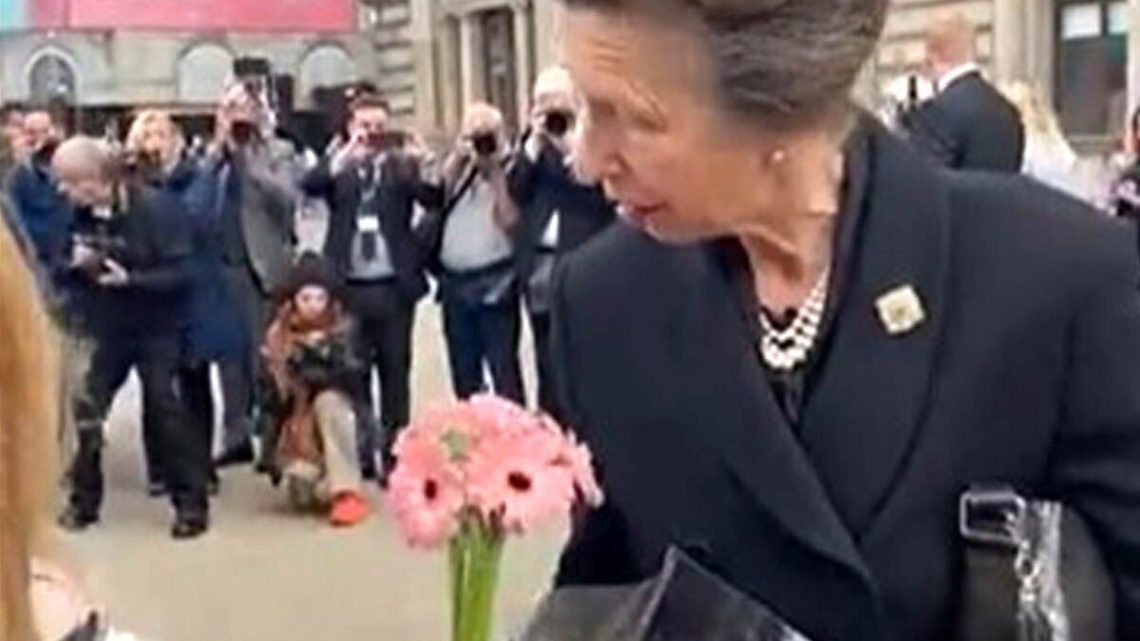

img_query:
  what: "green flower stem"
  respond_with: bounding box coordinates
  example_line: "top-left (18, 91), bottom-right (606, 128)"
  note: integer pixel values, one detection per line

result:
top-left (451, 518), bottom-right (505, 641)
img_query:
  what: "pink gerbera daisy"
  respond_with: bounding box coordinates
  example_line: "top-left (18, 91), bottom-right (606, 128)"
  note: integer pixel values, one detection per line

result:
top-left (386, 435), bottom-right (465, 549)
top-left (466, 431), bottom-right (577, 534)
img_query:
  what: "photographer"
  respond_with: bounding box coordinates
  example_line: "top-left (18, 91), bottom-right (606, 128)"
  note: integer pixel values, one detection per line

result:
top-left (125, 110), bottom-right (235, 498)
top-left (302, 95), bottom-right (442, 481)
top-left (509, 66), bottom-right (615, 417)
top-left (188, 82), bottom-right (298, 470)
top-left (53, 136), bottom-right (210, 540)
top-left (421, 103), bottom-right (525, 407)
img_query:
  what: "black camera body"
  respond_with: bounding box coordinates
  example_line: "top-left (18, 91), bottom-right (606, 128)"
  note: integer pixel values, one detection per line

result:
top-left (73, 231), bottom-right (126, 280)
top-left (471, 132), bottom-right (498, 157)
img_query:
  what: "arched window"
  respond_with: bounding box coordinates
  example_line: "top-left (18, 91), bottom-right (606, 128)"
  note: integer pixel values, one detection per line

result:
top-left (178, 44), bottom-right (234, 104)
top-left (298, 45), bottom-right (358, 105)
top-left (28, 52), bottom-right (76, 104)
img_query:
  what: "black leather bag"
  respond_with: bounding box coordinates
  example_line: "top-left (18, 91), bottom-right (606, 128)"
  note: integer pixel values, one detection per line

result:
top-left (957, 486), bottom-right (1116, 641)
top-left (520, 547), bottom-right (811, 641)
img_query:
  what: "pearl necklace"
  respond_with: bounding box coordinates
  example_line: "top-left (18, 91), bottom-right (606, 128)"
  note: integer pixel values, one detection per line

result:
top-left (758, 268), bottom-right (831, 372)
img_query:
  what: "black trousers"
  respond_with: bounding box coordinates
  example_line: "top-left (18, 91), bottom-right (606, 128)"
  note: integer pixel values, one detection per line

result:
top-left (140, 361), bottom-right (213, 486)
top-left (442, 296), bottom-right (526, 405)
top-left (529, 312), bottom-right (562, 419)
top-left (217, 264), bottom-right (269, 452)
top-left (346, 281), bottom-right (417, 472)
top-left (69, 331), bottom-right (209, 519)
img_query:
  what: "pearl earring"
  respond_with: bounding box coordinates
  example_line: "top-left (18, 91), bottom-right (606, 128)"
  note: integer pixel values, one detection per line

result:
top-left (770, 148), bottom-right (788, 165)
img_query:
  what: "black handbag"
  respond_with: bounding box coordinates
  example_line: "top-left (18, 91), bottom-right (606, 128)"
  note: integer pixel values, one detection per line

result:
top-left (520, 547), bottom-right (812, 641)
top-left (957, 486), bottom-right (1115, 641)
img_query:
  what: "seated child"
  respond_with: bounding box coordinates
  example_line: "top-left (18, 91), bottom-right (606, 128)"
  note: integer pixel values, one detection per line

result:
top-left (261, 254), bottom-right (370, 527)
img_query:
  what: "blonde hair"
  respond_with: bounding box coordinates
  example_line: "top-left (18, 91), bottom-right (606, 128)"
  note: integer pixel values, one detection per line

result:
top-left (0, 204), bottom-right (60, 640)
top-left (126, 109), bottom-right (185, 170)
top-left (1003, 81), bottom-right (1077, 162)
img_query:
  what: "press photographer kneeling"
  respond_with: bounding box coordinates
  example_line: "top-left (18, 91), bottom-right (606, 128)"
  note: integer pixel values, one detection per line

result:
top-left (54, 137), bottom-right (210, 540)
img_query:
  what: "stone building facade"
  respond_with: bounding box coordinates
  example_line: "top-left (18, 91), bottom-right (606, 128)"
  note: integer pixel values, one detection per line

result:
top-left (396, 0), bottom-right (1140, 153)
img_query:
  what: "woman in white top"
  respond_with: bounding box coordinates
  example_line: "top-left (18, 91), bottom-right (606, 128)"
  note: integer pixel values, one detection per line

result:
top-left (1003, 81), bottom-right (1086, 200)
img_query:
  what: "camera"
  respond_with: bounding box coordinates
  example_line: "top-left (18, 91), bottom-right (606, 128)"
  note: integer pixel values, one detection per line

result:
top-left (543, 111), bottom-right (573, 137)
top-left (367, 130), bottom-right (406, 152)
top-left (471, 132), bottom-right (498, 157)
top-left (230, 120), bottom-right (259, 146)
top-left (73, 232), bottom-right (125, 280)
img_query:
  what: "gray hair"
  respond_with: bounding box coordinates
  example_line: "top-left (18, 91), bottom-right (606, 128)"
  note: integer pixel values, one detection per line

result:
top-left (51, 136), bottom-right (118, 181)
top-left (562, 0), bottom-right (888, 129)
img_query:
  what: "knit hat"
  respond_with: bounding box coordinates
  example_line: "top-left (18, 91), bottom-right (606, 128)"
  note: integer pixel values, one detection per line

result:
top-left (276, 252), bottom-right (342, 303)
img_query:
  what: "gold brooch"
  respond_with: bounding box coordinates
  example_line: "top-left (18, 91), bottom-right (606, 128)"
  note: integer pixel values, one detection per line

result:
top-left (876, 285), bottom-right (925, 336)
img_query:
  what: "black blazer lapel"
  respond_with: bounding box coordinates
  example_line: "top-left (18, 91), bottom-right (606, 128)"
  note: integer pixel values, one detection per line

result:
top-left (695, 246), bottom-right (875, 590)
top-left (798, 124), bottom-right (952, 535)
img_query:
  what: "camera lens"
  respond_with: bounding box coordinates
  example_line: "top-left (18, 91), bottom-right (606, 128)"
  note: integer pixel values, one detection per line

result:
top-left (472, 133), bottom-right (498, 156)
top-left (543, 111), bottom-right (572, 137)
top-left (231, 121), bottom-right (257, 145)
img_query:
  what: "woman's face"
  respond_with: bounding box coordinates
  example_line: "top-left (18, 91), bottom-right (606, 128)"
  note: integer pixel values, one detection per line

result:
top-left (563, 9), bottom-right (780, 243)
top-left (137, 120), bottom-right (176, 161)
top-left (294, 285), bottom-right (331, 323)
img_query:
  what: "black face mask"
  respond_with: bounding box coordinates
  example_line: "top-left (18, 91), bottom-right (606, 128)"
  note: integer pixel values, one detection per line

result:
top-left (231, 121), bottom-right (258, 146)
top-left (471, 132), bottom-right (498, 157)
top-left (543, 111), bottom-right (573, 137)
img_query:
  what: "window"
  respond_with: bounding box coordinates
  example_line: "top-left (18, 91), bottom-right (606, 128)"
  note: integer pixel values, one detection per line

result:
top-left (1054, 0), bottom-right (1127, 137)
top-left (28, 53), bottom-right (76, 104)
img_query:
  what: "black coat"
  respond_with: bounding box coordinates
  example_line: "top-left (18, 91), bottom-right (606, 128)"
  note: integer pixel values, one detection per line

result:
top-left (550, 123), bottom-right (1140, 641)
top-left (508, 144), bottom-right (615, 284)
top-left (303, 154), bottom-right (442, 303)
top-left (60, 184), bottom-right (192, 337)
top-left (903, 71), bottom-right (1025, 173)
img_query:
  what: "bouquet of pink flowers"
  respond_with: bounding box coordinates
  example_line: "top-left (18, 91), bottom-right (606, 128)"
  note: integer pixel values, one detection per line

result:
top-left (385, 394), bottom-right (604, 641)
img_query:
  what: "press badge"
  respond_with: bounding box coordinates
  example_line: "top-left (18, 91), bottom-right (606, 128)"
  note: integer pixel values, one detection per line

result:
top-left (358, 216), bottom-right (381, 233)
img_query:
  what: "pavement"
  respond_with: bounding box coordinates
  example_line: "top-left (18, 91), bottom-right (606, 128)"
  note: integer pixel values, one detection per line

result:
top-left (62, 214), bottom-right (566, 641)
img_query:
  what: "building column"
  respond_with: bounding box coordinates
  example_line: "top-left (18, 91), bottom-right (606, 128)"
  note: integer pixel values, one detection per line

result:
top-left (438, 14), bottom-right (463, 132)
top-left (410, 0), bottom-right (439, 130)
top-left (533, 0), bottom-right (562, 71)
top-left (993, 0), bottom-right (1029, 84)
top-left (459, 11), bottom-right (483, 108)
top-left (513, 1), bottom-right (533, 123)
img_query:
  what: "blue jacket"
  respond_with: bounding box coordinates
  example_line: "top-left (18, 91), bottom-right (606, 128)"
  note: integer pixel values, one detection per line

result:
top-left (10, 160), bottom-right (71, 273)
top-left (167, 159), bottom-right (247, 361)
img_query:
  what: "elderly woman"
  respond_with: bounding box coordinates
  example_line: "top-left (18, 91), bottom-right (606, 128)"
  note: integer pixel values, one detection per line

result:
top-left (549, 1), bottom-right (1140, 640)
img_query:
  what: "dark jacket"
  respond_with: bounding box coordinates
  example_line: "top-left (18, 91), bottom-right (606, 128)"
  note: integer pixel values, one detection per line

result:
top-left (903, 71), bottom-right (1025, 173)
top-left (60, 184), bottom-right (192, 337)
top-left (163, 159), bottom-right (247, 360)
top-left (10, 159), bottom-right (71, 271)
top-left (551, 123), bottom-right (1140, 641)
top-left (191, 150), bottom-right (297, 295)
top-left (508, 144), bottom-right (615, 289)
top-left (302, 152), bottom-right (442, 303)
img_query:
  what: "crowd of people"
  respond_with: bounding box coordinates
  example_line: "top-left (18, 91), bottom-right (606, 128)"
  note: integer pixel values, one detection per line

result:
top-left (0, 65), bottom-right (616, 541)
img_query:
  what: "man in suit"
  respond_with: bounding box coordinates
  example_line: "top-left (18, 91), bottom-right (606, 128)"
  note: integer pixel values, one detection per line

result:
top-left (302, 95), bottom-right (442, 481)
top-left (902, 14), bottom-right (1025, 172)
top-left (192, 83), bottom-right (297, 468)
top-left (509, 66), bottom-right (615, 417)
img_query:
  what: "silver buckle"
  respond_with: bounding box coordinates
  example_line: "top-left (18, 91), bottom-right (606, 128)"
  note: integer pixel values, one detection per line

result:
top-left (960, 487), bottom-right (1028, 548)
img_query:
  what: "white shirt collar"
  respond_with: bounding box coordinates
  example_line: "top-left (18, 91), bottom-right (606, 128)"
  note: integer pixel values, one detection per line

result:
top-left (937, 63), bottom-right (981, 93)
